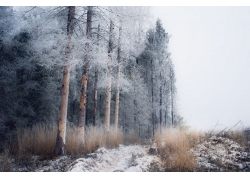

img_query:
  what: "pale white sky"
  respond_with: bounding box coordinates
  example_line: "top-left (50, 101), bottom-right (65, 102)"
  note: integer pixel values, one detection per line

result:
top-left (152, 7), bottom-right (250, 131)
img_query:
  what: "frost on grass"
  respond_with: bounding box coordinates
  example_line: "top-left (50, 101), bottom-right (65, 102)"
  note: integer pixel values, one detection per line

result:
top-left (190, 136), bottom-right (250, 172)
top-left (67, 144), bottom-right (163, 172)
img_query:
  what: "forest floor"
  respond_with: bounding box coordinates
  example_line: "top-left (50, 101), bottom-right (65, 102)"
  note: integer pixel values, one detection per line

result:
top-left (1, 134), bottom-right (250, 172)
top-left (36, 144), bottom-right (163, 172)
top-left (189, 135), bottom-right (250, 172)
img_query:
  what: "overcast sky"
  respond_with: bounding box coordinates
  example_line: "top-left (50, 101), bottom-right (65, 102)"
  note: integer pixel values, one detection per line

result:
top-left (152, 7), bottom-right (250, 131)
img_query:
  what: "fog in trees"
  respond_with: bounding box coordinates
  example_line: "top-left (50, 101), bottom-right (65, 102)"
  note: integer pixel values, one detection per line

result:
top-left (0, 6), bottom-right (179, 154)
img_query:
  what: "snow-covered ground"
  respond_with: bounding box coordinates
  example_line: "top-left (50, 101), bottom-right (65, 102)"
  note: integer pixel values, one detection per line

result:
top-left (33, 144), bottom-right (163, 172)
top-left (2, 135), bottom-right (249, 172)
top-left (190, 136), bottom-right (250, 172)
top-left (67, 144), bottom-right (162, 172)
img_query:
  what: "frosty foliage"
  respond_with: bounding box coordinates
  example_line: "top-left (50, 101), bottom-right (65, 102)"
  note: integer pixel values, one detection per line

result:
top-left (0, 6), bottom-right (179, 147)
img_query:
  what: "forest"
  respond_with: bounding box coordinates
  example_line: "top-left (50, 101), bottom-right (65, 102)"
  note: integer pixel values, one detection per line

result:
top-left (0, 6), bottom-right (178, 154)
top-left (1, 6), bottom-right (249, 172)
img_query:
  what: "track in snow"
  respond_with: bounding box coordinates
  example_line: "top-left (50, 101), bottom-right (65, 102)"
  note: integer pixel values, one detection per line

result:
top-left (67, 144), bottom-right (162, 172)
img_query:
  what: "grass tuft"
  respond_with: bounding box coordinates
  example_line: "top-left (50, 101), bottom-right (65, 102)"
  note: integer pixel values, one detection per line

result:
top-left (155, 127), bottom-right (198, 172)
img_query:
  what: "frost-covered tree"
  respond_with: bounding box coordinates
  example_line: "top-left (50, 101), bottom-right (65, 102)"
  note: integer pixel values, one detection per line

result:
top-left (54, 6), bottom-right (76, 156)
top-left (0, 6), bottom-right (180, 152)
top-left (137, 19), bottom-right (176, 135)
top-left (78, 6), bottom-right (93, 144)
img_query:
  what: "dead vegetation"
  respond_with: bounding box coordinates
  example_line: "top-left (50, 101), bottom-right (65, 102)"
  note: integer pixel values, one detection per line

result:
top-left (13, 123), bottom-right (124, 156)
top-left (222, 129), bottom-right (249, 150)
top-left (155, 127), bottom-right (198, 172)
top-left (190, 135), bottom-right (250, 172)
top-left (123, 131), bottom-right (142, 145)
top-left (155, 126), bottom-right (250, 172)
top-left (0, 123), bottom-right (125, 171)
top-left (1, 121), bottom-right (249, 172)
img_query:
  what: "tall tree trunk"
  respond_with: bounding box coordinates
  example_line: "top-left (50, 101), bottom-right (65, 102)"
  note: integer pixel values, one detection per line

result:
top-left (160, 72), bottom-right (162, 127)
top-left (170, 66), bottom-right (174, 126)
top-left (151, 59), bottom-right (155, 136)
top-left (165, 110), bottom-right (167, 127)
top-left (99, 94), bottom-right (102, 110)
top-left (104, 20), bottom-right (114, 132)
top-left (114, 25), bottom-right (122, 131)
top-left (78, 6), bottom-right (92, 143)
top-left (134, 97), bottom-right (137, 132)
top-left (54, 6), bottom-right (75, 156)
top-left (93, 24), bottom-right (100, 126)
top-left (93, 68), bottom-right (98, 126)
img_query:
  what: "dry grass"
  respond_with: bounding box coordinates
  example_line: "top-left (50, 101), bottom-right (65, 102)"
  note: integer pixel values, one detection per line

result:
top-left (223, 129), bottom-right (249, 149)
top-left (187, 130), bottom-right (200, 148)
top-left (155, 127), bottom-right (198, 172)
top-left (16, 123), bottom-right (57, 155)
top-left (107, 126), bottom-right (123, 148)
top-left (12, 123), bottom-right (124, 156)
top-left (84, 126), bottom-right (123, 153)
top-left (65, 125), bottom-right (83, 156)
top-left (123, 131), bottom-right (142, 145)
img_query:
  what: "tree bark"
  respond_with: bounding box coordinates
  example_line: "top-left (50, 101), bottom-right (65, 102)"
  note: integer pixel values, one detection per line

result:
top-left (104, 20), bottom-right (114, 132)
top-left (160, 72), bottom-right (162, 127)
top-left (54, 6), bottom-right (75, 156)
top-left (78, 6), bottom-right (92, 144)
top-left (93, 24), bottom-right (100, 127)
top-left (170, 66), bottom-right (174, 126)
top-left (151, 59), bottom-right (155, 136)
top-left (114, 25), bottom-right (122, 131)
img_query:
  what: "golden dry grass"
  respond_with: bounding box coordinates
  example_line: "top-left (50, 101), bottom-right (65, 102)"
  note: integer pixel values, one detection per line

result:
top-left (155, 127), bottom-right (198, 171)
top-left (84, 126), bottom-right (123, 153)
top-left (123, 131), bottom-right (142, 145)
top-left (14, 123), bottom-right (124, 156)
top-left (17, 123), bottom-right (57, 155)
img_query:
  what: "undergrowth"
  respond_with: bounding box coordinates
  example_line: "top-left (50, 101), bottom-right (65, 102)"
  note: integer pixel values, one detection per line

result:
top-left (155, 127), bottom-right (199, 172)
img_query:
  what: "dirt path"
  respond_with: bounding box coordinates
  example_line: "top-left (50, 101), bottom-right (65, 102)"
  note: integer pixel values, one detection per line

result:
top-left (67, 144), bottom-right (162, 172)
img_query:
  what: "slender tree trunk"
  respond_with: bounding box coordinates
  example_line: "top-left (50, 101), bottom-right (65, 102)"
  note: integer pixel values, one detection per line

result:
top-left (134, 97), bottom-right (137, 132)
top-left (148, 125), bottom-right (150, 138)
top-left (99, 94), bottom-right (102, 110)
top-left (151, 59), bottom-right (154, 136)
top-left (93, 68), bottom-right (98, 126)
top-left (139, 123), bottom-right (141, 137)
top-left (114, 25), bottom-right (122, 131)
top-left (93, 24), bottom-right (100, 126)
top-left (104, 20), bottom-right (114, 132)
top-left (160, 72), bottom-right (162, 127)
top-left (78, 6), bottom-right (92, 143)
top-left (170, 67), bottom-right (174, 126)
top-left (54, 6), bottom-right (75, 156)
top-left (165, 110), bottom-right (167, 127)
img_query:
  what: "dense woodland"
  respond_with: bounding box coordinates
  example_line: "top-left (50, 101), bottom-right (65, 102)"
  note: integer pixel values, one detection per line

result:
top-left (0, 6), bottom-right (181, 155)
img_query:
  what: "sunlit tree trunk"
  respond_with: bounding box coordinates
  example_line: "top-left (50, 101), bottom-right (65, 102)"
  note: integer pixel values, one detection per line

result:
top-left (78, 6), bottom-right (92, 144)
top-left (104, 20), bottom-right (114, 132)
top-left (114, 25), bottom-right (122, 131)
top-left (54, 6), bottom-right (75, 156)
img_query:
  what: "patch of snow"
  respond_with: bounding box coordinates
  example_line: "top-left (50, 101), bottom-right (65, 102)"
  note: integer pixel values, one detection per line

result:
top-left (190, 136), bottom-right (250, 172)
top-left (67, 144), bottom-right (162, 172)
